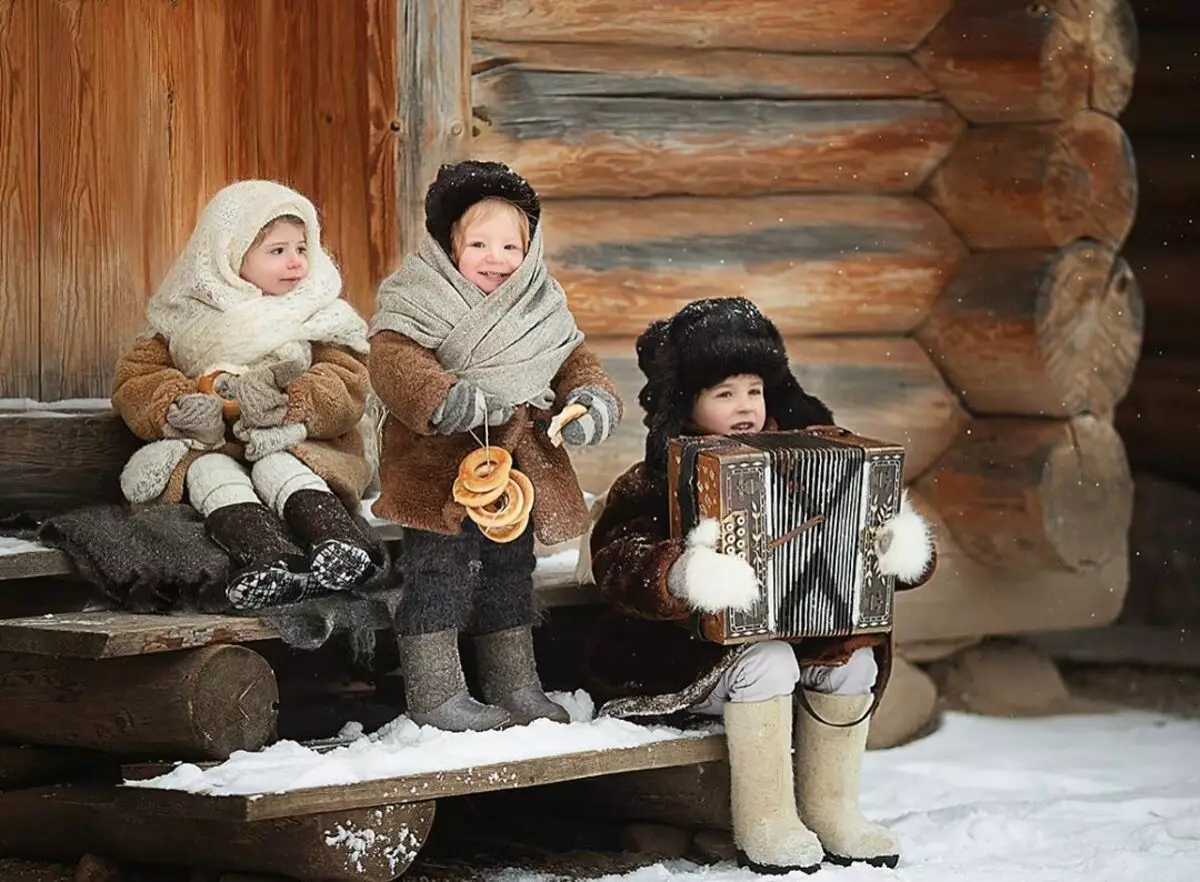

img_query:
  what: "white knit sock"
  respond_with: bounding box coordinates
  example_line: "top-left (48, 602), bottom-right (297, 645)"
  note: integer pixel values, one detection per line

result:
top-left (186, 453), bottom-right (257, 517)
top-left (251, 451), bottom-right (330, 518)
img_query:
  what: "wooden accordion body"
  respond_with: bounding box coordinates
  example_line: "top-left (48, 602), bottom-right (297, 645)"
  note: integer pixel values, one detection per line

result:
top-left (667, 428), bottom-right (906, 645)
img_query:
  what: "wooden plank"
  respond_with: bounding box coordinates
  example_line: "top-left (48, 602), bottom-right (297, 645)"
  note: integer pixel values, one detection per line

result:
top-left (116, 734), bottom-right (727, 821)
top-left (0, 547), bottom-right (73, 582)
top-left (0, 0), bottom-right (39, 399)
top-left (0, 612), bottom-right (279, 659)
top-left (473, 41), bottom-right (955, 197)
top-left (0, 413), bottom-right (141, 520)
top-left (470, 0), bottom-right (953, 53)
top-left (38, 0), bottom-right (175, 400)
top-left (570, 336), bottom-right (969, 496)
top-left (398, 0), bottom-right (469, 256)
top-left (543, 195), bottom-right (966, 337)
top-left (473, 41), bottom-right (937, 100)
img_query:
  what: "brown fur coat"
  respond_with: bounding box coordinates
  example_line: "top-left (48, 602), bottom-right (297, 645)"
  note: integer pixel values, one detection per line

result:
top-left (112, 335), bottom-right (373, 510)
top-left (584, 461), bottom-right (937, 704)
top-left (368, 330), bottom-right (620, 546)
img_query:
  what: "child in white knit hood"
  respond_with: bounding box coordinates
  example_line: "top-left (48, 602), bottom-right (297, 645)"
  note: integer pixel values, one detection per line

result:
top-left (113, 180), bottom-right (379, 611)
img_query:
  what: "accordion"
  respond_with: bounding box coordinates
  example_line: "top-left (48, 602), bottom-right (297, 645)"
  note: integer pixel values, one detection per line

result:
top-left (667, 428), bottom-right (905, 645)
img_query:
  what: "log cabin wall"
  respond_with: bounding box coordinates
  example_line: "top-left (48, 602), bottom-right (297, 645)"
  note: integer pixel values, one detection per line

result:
top-left (0, 0), bottom-right (399, 401)
top-left (459, 0), bottom-right (1142, 648)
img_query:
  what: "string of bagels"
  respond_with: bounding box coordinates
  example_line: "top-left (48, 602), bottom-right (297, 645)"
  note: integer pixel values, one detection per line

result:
top-left (453, 402), bottom-right (587, 543)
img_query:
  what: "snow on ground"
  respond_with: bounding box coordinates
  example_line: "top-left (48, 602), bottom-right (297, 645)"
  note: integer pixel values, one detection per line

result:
top-left (126, 690), bottom-right (717, 796)
top-left (489, 710), bottom-right (1200, 882)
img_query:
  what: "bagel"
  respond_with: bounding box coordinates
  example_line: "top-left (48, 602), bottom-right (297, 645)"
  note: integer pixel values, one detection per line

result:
top-left (465, 476), bottom-right (526, 529)
top-left (480, 510), bottom-right (530, 544)
top-left (451, 476), bottom-right (507, 509)
top-left (197, 371), bottom-right (241, 419)
top-left (459, 446), bottom-right (512, 494)
top-left (548, 402), bottom-right (588, 448)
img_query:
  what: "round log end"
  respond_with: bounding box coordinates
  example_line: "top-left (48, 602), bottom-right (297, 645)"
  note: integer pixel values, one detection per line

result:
top-left (292, 801), bottom-right (436, 881)
top-left (1038, 242), bottom-right (1144, 414)
top-left (916, 0), bottom-right (1136, 122)
top-left (1046, 111), bottom-right (1137, 248)
top-left (190, 644), bottom-right (278, 759)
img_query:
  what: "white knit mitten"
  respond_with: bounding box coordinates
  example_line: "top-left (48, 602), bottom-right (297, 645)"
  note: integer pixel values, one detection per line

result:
top-left (667, 519), bottom-right (760, 613)
top-left (874, 490), bottom-right (934, 583)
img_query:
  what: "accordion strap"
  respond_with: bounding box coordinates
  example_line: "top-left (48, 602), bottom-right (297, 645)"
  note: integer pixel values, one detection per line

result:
top-left (795, 685), bottom-right (881, 728)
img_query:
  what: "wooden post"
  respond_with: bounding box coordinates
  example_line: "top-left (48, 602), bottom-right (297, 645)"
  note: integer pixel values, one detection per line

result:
top-left (916, 415), bottom-right (1134, 573)
top-left (0, 645), bottom-right (278, 759)
top-left (397, 0), bottom-right (470, 256)
top-left (916, 0), bottom-right (1137, 122)
top-left (0, 784), bottom-right (435, 882)
top-left (921, 110), bottom-right (1136, 250)
top-left (916, 241), bottom-right (1144, 417)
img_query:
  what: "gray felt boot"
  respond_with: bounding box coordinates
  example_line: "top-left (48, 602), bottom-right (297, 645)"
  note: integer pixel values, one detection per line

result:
top-left (474, 626), bottom-right (570, 725)
top-left (397, 629), bottom-right (512, 732)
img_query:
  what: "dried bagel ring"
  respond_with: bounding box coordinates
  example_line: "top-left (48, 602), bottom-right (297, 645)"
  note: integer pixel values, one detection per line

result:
top-left (509, 468), bottom-right (535, 514)
top-left (548, 402), bottom-right (589, 448)
top-left (460, 447), bottom-right (512, 494)
top-left (481, 509), bottom-right (530, 544)
top-left (197, 371), bottom-right (241, 419)
top-left (452, 476), bottom-right (507, 509)
top-left (466, 477), bottom-right (525, 529)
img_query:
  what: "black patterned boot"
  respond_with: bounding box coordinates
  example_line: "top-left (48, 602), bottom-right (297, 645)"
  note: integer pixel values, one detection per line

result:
top-left (282, 489), bottom-right (381, 593)
top-left (205, 502), bottom-right (313, 611)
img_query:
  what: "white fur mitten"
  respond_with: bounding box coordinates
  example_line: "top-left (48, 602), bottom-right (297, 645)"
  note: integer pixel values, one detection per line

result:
top-left (874, 490), bottom-right (934, 583)
top-left (667, 518), bottom-right (760, 613)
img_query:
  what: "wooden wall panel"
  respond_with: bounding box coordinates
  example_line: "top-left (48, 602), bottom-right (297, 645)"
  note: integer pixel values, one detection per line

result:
top-left (0, 0), bottom-right (39, 398)
top-left (38, 0), bottom-right (173, 401)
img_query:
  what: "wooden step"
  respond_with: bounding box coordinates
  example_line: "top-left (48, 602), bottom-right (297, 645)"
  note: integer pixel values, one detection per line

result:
top-left (0, 611), bottom-right (279, 658)
top-left (116, 733), bottom-right (726, 821)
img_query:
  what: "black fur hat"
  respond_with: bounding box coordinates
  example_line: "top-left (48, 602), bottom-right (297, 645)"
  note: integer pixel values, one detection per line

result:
top-left (424, 160), bottom-right (541, 256)
top-left (637, 297), bottom-right (834, 476)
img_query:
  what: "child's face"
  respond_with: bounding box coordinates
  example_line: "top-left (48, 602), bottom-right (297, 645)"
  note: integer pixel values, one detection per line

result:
top-left (455, 207), bottom-right (526, 295)
top-left (691, 374), bottom-right (767, 435)
top-left (240, 221), bottom-right (309, 296)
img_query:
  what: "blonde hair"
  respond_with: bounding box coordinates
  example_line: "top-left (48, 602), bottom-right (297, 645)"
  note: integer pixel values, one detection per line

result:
top-left (450, 198), bottom-right (531, 262)
top-left (250, 213), bottom-right (306, 251)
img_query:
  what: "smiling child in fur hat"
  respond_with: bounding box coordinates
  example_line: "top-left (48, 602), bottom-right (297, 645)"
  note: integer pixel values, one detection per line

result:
top-left (584, 297), bottom-right (937, 874)
top-left (368, 160), bottom-right (622, 733)
top-left (113, 180), bottom-right (380, 611)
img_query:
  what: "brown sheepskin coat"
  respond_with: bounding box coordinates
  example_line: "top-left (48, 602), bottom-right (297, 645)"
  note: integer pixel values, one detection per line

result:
top-left (112, 335), bottom-right (374, 510)
top-left (584, 461), bottom-right (937, 705)
top-left (368, 330), bottom-right (620, 546)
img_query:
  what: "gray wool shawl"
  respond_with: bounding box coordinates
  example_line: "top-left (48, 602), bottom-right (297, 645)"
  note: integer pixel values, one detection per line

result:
top-left (369, 226), bottom-right (583, 409)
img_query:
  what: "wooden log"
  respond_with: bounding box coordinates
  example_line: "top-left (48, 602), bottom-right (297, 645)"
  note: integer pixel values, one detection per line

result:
top-left (0, 645), bottom-right (277, 759)
top-left (0, 412), bottom-right (140, 520)
top-left (544, 195), bottom-right (966, 337)
top-left (916, 415), bottom-right (1134, 572)
top-left (1115, 354), bottom-right (1200, 488)
top-left (470, 0), bottom-right (954, 53)
top-left (0, 745), bottom-right (108, 791)
top-left (916, 0), bottom-right (1137, 122)
top-left (397, 0), bottom-right (469, 256)
top-left (571, 336), bottom-right (969, 496)
top-left (0, 0), bottom-right (39, 398)
top-left (473, 42), bottom-right (963, 197)
top-left (474, 40), bottom-right (938, 99)
top-left (0, 784), bottom-right (435, 882)
top-left (915, 241), bottom-right (1144, 417)
top-left (1110, 246), bottom-right (1198, 355)
top-left (921, 110), bottom-right (1136, 250)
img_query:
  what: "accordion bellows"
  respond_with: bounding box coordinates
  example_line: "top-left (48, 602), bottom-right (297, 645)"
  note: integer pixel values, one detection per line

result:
top-left (668, 428), bottom-right (905, 645)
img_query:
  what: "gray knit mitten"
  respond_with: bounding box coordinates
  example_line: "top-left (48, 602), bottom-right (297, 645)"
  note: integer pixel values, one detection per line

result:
top-left (165, 394), bottom-right (226, 446)
top-left (560, 387), bottom-right (620, 447)
top-left (431, 382), bottom-right (484, 435)
top-left (240, 423), bottom-right (308, 461)
top-left (236, 367), bottom-right (290, 428)
top-left (484, 391), bottom-right (515, 427)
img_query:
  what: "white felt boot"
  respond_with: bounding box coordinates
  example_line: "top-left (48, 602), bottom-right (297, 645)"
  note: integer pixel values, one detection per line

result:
top-left (725, 696), bottom-right (823, 875)
top-left (795, 690), bottom-right (900, 868)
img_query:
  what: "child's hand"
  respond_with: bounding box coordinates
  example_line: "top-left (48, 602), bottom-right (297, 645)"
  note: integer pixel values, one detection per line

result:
top-left (432, 381), bottom-right (514, 434)
top-left (667, 518), bottom-right (760, 613)
top-left (165, 394), bottom-right (226, 446)
top-left (236, 367), bottom-right (290, 428)
top-left (241, 423), bottom-right (308, 461)
top-left (874, 491), bottom-right (934, 583)
top-left (558, 387), bottom-right (620, 447)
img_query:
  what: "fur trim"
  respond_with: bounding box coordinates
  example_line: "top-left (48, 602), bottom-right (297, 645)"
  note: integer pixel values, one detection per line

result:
top-left (424, 160), bottom-right (541, 257)
top-left (636, 298), bottom-right (834, 475)
top-left (120, 439), bottom-right (192, 504)
top-left (667, 518), bottom-right (760, 613)
top-left (875, 491), bottom-right (933, 583)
